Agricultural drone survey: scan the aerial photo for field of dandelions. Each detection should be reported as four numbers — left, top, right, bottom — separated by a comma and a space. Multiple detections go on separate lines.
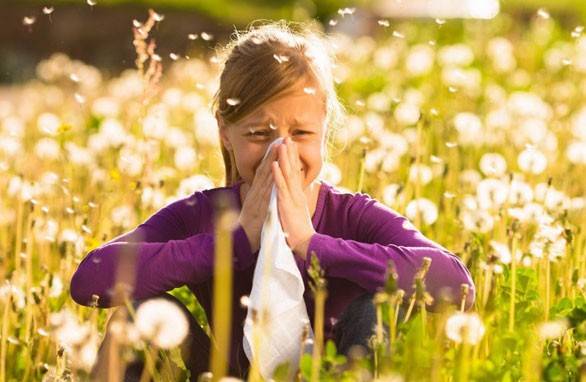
1, 7, 586, 382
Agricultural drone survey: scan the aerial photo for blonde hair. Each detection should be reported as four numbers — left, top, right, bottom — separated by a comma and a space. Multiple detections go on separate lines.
211, 20, 346, 186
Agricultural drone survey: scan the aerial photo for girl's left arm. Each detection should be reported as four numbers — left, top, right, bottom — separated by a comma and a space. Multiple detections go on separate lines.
303, 195, 475, 311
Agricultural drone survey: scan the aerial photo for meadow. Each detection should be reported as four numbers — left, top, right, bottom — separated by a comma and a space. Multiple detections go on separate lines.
0, 7, 585, 382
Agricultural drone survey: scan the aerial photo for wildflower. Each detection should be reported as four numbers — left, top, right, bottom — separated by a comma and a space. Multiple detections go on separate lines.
453, 112, 483, 145
37, 112, 61, 136
445, 312, 485, 345
405, 198, 438, 225
174, 146, 197, 171
408, 164, 433, 186
319, 162, 342, 185
479, 153, 507, 177
110, 205, 137, 229
0, 281, 26, 310
34, 138, 61, 160
438, 44, 474, 66
538, 319, 569, 340
518, 147, 547, 174
476, 178, 508, 210
394, 102, 420, 126
405, 44, 434, 77
135, 298, 189, 349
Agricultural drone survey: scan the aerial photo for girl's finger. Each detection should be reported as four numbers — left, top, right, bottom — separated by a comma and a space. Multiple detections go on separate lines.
272, 161, 290, 199
278, 143, 292, 181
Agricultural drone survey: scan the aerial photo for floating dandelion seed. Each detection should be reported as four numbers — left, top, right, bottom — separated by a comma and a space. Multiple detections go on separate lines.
303, 87, 316, 95
273, 54, 289, 64
445, 141, 458, 148
152, 11, 164, 22
435, 18, 446, 25
355, 99, 366, 107
69, 73, 80, 82
151, 54, 162, 62
74, 93, 86, 104
23, 16, 36, 26
269, 122, 277, 130
43, 6, 54, 15
337, 7, 355, 17
448, 86, 458, 93
428, 40, 436, 46
86, 0, 97, 6
571, 26, 584, 38
240, 295, 250, 308
169, 53, 179, 61
188, 33, 198, 40
537, 8, 550, 19
328, 19, 338, 26
430, 108, 439, 116
562, 58, 572, 66
392, 30, 405, 39
443, 191, 456, 199
226, 98, 240, 106
132, 19, 142, 28
377, 19, 390, 27
200, 32, 213, 41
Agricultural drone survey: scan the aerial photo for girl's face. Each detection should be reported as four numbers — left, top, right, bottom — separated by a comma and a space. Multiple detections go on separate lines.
219, 78, 327, 190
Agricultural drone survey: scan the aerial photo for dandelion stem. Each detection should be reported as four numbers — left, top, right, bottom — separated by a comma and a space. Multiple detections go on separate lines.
0, 295, 10, 382
210, 201, 235, 381
310, 289, 325, 382
509, 235, 517, 332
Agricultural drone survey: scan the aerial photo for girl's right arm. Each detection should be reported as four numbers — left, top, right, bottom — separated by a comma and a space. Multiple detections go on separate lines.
69, 191, 255, 308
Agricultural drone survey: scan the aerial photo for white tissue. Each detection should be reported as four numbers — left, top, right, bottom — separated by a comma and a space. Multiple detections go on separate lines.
242, 137, 313, 379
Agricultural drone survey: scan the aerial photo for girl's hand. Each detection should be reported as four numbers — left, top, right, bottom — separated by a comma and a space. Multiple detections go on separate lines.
238, 143, 279, 254
271, 137, 316, 260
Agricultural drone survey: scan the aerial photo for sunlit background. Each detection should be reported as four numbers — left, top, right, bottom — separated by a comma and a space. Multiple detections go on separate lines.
1, 0, 585, 381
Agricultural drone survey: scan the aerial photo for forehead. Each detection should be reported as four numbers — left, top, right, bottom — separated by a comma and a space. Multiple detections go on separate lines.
239, 82, 327, 126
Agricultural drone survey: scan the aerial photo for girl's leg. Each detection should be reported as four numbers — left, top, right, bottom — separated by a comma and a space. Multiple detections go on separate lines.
332, 292, 389, 358
90, 293, 211, 382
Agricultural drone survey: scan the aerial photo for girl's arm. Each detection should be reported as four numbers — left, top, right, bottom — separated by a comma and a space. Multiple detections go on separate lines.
304, 194, 475, 311
69, 191, 255, 308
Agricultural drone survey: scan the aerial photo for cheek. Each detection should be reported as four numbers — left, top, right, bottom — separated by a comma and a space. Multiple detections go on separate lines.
298, 144, 323, 174
234, 145, 266, 180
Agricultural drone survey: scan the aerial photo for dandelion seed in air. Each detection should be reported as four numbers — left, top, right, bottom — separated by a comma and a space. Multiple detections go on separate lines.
571, 26, 584, 38
392, 30, 405, 39
240, 295, 250, 308
537, 8, 550, 19
226, 98, 240, 106
23, 16, 36, 30
303, 87, 316, 95
74, 93, 86, 104
445, 141, 458, 148
200, 32, 213, 41
69, 73, 80, 82
328, 19, 338, 26
448, 86, 458, 93
273, 54, 289, 64
151, 11, 164, 22
435, 18, 446, 25
188, 33, 198, 40
269, 123, 277, 130
337, 7, 355, 17
169, 53, 179, 61
562, 58, 572, 66
43, 6, 54, 16
377, 19, 390, 27
132, 20, 142, 28
151, 54, 162, 62
86, 0, 97, 6
355, 99, 365, 107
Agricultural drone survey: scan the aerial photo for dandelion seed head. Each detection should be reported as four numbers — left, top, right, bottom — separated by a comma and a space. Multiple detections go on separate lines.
538, 319, 569, 340
405, 198, 438, 225
445, 312, 485, 345
135, 298, 189, 349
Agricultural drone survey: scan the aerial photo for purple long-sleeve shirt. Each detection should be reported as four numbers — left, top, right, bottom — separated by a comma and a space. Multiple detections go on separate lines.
70, 179, 475, 372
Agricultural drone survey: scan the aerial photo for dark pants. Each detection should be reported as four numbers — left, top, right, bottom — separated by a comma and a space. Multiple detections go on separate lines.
92, 292, 382, 381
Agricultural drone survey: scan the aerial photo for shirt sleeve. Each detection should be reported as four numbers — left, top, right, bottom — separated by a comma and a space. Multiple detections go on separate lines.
69, 191, 255, 308
304, 194, 476, 311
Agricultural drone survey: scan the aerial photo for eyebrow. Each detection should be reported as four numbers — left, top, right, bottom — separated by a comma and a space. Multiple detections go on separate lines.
241, 116, 308, 128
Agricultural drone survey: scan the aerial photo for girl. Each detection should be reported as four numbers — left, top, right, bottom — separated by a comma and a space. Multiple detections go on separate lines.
70, 20, 476, 380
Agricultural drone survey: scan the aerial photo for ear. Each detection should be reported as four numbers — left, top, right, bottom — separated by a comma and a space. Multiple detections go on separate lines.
216, 111, 233, 151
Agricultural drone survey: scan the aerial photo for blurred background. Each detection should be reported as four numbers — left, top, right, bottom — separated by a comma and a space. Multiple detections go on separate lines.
1, 0, 585, 83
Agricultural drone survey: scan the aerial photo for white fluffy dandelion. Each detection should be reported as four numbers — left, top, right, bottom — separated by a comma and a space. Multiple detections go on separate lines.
135, 298, 189, 349
445, 312, 485, 345
405, 198, 438, 225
